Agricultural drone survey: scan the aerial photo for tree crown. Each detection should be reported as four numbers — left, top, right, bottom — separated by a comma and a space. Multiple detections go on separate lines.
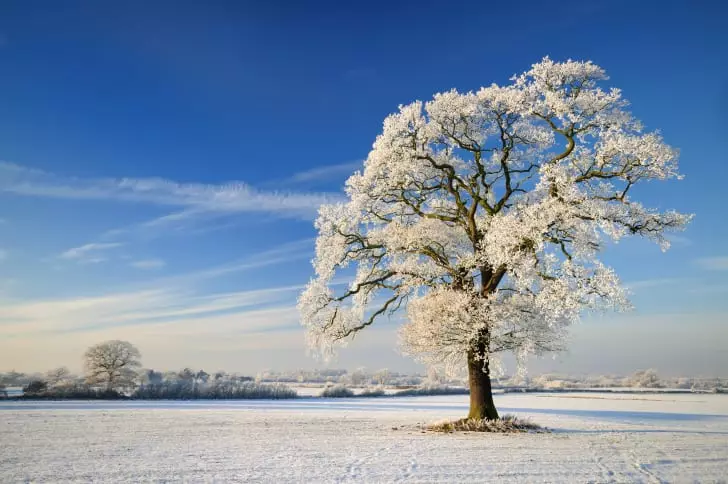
84, 340, 142, 389
298, 58, 691, 375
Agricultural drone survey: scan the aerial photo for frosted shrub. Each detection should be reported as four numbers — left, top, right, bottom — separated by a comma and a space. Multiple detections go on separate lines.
320, 384, 355, 398
628, 369, 663, 388
359, 387, 386, 397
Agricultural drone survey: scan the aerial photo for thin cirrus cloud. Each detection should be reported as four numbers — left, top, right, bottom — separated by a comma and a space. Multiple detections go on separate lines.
0, 234, 405, 372
0, 285, 302, 338
0, 161, 343, 219
0, 240, 315, 342
112, 160, 363, 241
59, 242, 124, 262
695, 256, 728, 271
624, 277, 686, 290
1, 160, 345, 256
283, 160, 363, 185
130, 258, 166, 270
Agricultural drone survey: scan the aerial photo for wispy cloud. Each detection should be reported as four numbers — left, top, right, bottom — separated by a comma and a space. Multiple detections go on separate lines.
695, 256, 728, 271
281, 161, 362, 186
0, 282, 303, 338
152, 238, 314, 286
625, 277, 686, 290
60, 242, 123, 263
0, 239, 315, 339
99, 208, 238, 243
665, 234, 692, 247
688, 284, 728, 294
130, 258, 166, 270
0, 161, 342, 219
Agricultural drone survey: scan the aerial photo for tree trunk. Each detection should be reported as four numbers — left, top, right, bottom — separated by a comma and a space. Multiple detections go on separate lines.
467, 349, 499, 420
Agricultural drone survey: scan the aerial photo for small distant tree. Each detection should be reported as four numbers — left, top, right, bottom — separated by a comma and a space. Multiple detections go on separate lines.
142, 369, 164, 385
629, 369, 663, 388
0, 382, 7, 398
426, 367, 445, 385
45, 367, 72, 388
350, 367, 368, 386
3, 371, 26, 387
373, 368, 391, 386
84, 340, 142, 392
178, 367, 195, 380
299, 58, 690, 420
23, 379, 48, 395
196, 370, 210, 384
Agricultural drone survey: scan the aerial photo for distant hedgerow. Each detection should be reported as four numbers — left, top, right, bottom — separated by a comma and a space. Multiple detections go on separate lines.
393, 385, 469, 397
319, 385, 355, 398
132, 381, 296, 400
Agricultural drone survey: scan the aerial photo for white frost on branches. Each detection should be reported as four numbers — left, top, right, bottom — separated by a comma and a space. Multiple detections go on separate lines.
298, 58, 691, 375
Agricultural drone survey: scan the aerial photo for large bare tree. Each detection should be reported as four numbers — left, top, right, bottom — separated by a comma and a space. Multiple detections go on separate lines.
84, 340, 142, 392
298, 58, 690, 420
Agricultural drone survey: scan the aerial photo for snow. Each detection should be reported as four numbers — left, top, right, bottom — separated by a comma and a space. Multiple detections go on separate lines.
1, 393, 727, 482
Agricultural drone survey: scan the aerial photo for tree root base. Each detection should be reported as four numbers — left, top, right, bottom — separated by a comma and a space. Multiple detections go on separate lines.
427, 415, 549, 433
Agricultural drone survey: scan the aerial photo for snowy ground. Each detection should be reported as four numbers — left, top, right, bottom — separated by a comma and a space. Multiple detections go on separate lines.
1, 393, 727, 483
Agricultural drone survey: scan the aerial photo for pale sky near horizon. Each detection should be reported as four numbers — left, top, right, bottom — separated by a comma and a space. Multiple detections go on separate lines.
1, 1, 727, 377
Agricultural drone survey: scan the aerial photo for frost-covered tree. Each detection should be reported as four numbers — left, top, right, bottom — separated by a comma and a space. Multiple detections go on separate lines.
629, 369, 663, 388
374, 368, 391, 386
84, 340, 142, 392
426, 367, 446, 386
45, 367, 72, 388
299, 58, 690, 420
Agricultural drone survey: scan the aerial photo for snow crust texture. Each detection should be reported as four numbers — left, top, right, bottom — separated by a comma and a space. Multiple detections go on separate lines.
1, 393, 727, 482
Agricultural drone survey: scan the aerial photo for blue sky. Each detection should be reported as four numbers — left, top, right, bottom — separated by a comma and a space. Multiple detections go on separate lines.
1, 1, 727, 376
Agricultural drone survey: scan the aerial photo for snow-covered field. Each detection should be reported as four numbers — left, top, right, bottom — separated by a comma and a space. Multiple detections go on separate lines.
1, 393, 727, 483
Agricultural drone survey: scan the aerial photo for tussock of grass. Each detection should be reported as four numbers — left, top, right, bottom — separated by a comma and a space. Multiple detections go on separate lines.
427, 414, 548, 433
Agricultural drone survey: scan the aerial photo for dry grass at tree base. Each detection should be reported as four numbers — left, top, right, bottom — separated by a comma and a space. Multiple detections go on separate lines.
427, 414, 549, 434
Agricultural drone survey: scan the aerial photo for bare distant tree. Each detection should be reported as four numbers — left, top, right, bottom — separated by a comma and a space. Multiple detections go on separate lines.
84, 340, 142, 392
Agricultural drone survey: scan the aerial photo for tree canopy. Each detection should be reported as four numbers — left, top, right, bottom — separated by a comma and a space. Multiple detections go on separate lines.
84, 340, 142, 392
299, 58, 690, 381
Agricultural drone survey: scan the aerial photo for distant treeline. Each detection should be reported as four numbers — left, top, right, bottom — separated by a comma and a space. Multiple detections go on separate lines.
1, 368, 297, 400
2, 366, 727, 401
133, 378, 296, 400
